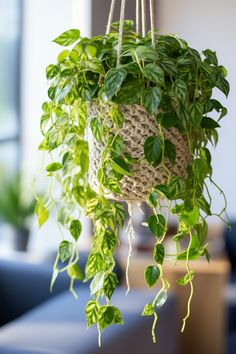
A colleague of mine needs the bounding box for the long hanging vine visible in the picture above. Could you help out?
[36,0,230,345]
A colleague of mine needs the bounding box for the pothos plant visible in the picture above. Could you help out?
[36,17,230,345]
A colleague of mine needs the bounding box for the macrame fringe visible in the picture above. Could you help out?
[125,202,136,295]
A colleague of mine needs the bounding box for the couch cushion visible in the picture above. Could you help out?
[0,253,122,327]
[0,287,177,354]
[0,348,51,354]
[0,259,71,326]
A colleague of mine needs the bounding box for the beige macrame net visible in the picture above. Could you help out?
[88,102,191,202]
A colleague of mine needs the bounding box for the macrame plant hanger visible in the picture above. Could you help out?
[104,0,157,295]
[106,0,156,64]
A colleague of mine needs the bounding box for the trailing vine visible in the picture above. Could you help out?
[36,19,230,344]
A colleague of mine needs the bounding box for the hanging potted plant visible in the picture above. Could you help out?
[36,0,230,344]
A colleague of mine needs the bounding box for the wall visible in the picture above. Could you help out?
[157,0,236,219]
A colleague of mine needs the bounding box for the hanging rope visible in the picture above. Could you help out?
[136,0,140,35]
[117,0,126,66]
[149,0,155,48]
[106,0,116,35]
[141,0,146,37]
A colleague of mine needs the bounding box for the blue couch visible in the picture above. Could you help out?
[224,222,236,354]
[0,256,178,354]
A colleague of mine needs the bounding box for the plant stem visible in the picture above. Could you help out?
[181,231,194,333]
[152,311,158,343]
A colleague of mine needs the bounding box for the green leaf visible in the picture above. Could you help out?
[145,265,160,288]
[206,128,218,147]
[73,186,87,208]
[40,113,50,136]
[164,139,176,164]
[144,136,162,165]
[112,19,134,31]
[180,206,199,227]
[197,195,211,215]
[157,112,178,129]
[114,202,125,228]
[135,45,158,61]
[111,106,124,128]
[143,87,162,115]
[154,184,170,199]
[148,214,166,238]
[46,162,62,172]
[85,198,101,219]
[67,264,83,280]
[177,248,200,260]
[203,49,218,66]
[177,56,193,65]
[159,57,177,76]
[98,305,124,330]
[114,80,142,104]
[90,271,105,295]
[218,65,227,77]
[104,68,127,99]
[60,68,72,77]
[85,60,105,75]
[48,87,57,101]
[104,177,121,194]
[189,102,204,127]
[195,220,208,246]
[143,64,165,86]
[201,117,220,129]
[153,244,165,264]
[104,272,118,299]
[148,192,158,207]
[35,199,49,228]
[111,135,124,157]
[57,50,70,62]
[85,252,104,280]
[46,64,60,80]
[86,300,100,328]
[70,219,82,241]
[188,48,202,63]
[111,157,132,176]
[85,44,98,58]
[177,271,195,286]
[59,240,73,263]
[214,102,227,120]
[141,303,155,316]
[215,74,230,97]
[168,176,186,200]
[173,79,187,103]
[102,230,117,255]
[53,29,80,46]
[90,117,103,143]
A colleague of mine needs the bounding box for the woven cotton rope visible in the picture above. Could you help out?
[88,102,191,202]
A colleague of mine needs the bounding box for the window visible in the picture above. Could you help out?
[0,0,21,171]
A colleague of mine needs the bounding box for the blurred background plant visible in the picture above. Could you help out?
[0,169,36,251]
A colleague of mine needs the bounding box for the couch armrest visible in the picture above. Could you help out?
[0,259,70,325]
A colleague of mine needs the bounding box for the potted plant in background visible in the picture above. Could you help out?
[36,0,230,344]
[0,172,36,251]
